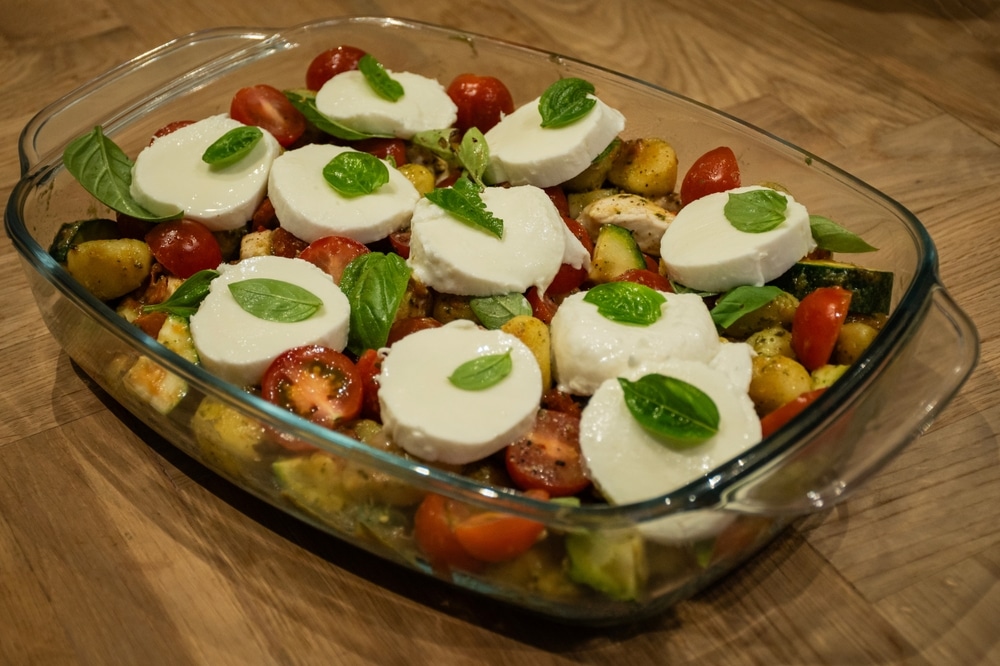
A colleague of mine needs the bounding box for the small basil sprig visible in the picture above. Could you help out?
[470,292,532,329]
[725,189,788,233]
[412,129,460,165]
[619,374,719,445]
[63,126,182,222]
[228,278,322,323]
[283,89,393,141]
[142,269,219,319]
[583,281,666,326]
[457,127,490,188]
[340,252,412,355]
[809,215,877,253]
[323,151,389,197]
[359,54,404,102]
[425,176,504,239]
[449,350,513,390]
[710,285,784,329]
[202,126,262,167]
[538,78,597,128]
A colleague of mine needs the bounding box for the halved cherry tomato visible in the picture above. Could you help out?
[387,316,442,345]
[355,348,382,420]
[446,73,514,134]
[305,44,366,91]
[540,389,583,419]
[545,186,571,218]
[144,219,223,279]
[149,120,194,144]
[506,410,591,497]
[413,493,484,574]
[388,230,411,259]
[453,492,549,563]
[525,287,558,324]
[230,84,307,148]
[351,137,408,166]
[791,287,853,371]
[613,268,673,292]
[680,146,741,206]
[760,388,828,438]
[261,345,363,430]
[298,235,370,284]
[270,226,308,258]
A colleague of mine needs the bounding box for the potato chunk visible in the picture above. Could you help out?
[66,238,153,301]
[607,138,678,198]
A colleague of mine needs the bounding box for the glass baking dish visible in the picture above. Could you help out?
[4,16,979,624]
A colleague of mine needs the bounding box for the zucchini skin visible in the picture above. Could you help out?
[770,260,893,314]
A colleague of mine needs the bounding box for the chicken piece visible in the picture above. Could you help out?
[577,193,675,256]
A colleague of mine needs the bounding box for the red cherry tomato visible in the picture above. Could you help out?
[505,410,591,497]
[446,73,515,134]
[388,230,411,259]
[613,268,673,292]
[540,389,583,419]
[387,316,442,346]
[760,388,828,438]
[261,345,363,430]
[230,84,307,148]
[350,137,408,165]
[413,494,484,574]
[680,146,741,206]
[144,219,223,278]
[270,227,309,258]
[544,186,571,218]
[452,493,549,563]
[355,348,382,420]
[305,45,366,91]
[298,235,370,284]
[525,287,558,324]
[791,287,853,371]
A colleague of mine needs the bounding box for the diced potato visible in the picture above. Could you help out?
[394,277,434,321]
[501,314,552,391]
[607,138,678,198]
[834,321,879,365]
[66,238,153,301]
[746,326,795,358]
[397,163,436,195]
[748,355,813,416]
[563,139,621,192]
[432,292,477,324]
[239,229,273,259]
[190,396,266,480]
[811,364,848,389]
[722,291,799,339]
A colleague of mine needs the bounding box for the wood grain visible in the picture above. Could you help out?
[1,1,998,663]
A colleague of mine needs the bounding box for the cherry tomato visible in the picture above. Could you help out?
[548,216,592,295]
[305,45,366,91]
[387,316,442,346]
[413,493,484,574]
[351,137,408,166]
[540,389,583,419]
[355,348,382,420]
[526,287,558,324]
[388,230,411,259]
[144,219,223,279]
[270,226,308,258]
[452,492,549,563]
[149,120,194,144]
[298,235,370,284]
[680,146,741,206]
[760,388,828,438]
[261,345,363,430]
[252,198,278,230]
[446,73,514,134]
[544,186,571,218]
[613,268,673,292]
[506,410,591,497]
[230,84,307,148]
[791,287,853,371]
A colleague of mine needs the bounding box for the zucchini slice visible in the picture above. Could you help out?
[771,259,893,314]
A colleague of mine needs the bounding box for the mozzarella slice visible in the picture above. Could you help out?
[377,320,543,465]
[130,114,280,231]
[483,94,625,188]
[267,143,420,244]
[407,184,568,296]
[314,69,457,139]
[550,291,722,396]
[660,185,815,292]
[189,256,350,387]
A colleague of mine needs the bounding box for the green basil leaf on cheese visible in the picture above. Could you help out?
[425,176,504,239]
[201,126,262,167]
[618,374,719,445]
[470,292,532,329]
[62,126,182,222]
[710,285,784,329]
[809,215,878,253]
[583,281,666,326]
[538,77,597,128]
[323,151,390,197]
[340,252,412,355]
[457,127,489,188]
[143,269,220,319]
[228,278,322,323]
[449,350,513,390]
[724,189,788,233]
[358,53,404,102]
[283,89,393,141]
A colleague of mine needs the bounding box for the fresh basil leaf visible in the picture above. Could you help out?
[583,281,666,326]
[809,215,878,253]
[424,176,504,239]
[323,151,390,197]
[283,89,392,141]
[142,269,219,319]
[618,374,719,445]
[538,78,597,129]
[710,285,784,329]
[201,126,262,167]
[359,53,404,102]
[412,129,460,164]
[228,278,322,323]
[457,127,489,188]
[449,350,513,391]
[470,292,532,329]
[62,126,181,222]
[725,189,788,233]
[340,252,412,355]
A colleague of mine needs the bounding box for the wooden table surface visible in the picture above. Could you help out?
[2,1,998,663]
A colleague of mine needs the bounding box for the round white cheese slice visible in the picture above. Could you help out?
[377,320,543,465]
[267,143,420,244]
[130,114,280,231]
[189,255,350,387]
[483,94,625,188]
[660,185,816,293]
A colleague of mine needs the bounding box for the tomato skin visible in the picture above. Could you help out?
[261,345,363,430]
[613,268,673,292]
[305,45,366,90]
[230,84,307,148]
[540,389,583,419]
[351,137,408,165]
[144,219,223,278]
[544,186,571,218]
[387,230,411,259]
[413,494,484,574]
[680,146,741,206]
[270,226,309,258]
[298,235,370,284]
[760,388,828,438]
[452,495,548,563]
[505,410,591,497]
[446,73,515,134]
[792,287,853,371]
[355,348,382,420]
[387,316,442,346]
[525,287,558,324]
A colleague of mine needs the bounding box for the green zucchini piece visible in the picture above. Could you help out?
[771,259,893,314]
[49,218,118,263]
[588,223,646,284]
[565,529,647,601]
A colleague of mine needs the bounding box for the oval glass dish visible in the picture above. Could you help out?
[4,17,979,625]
